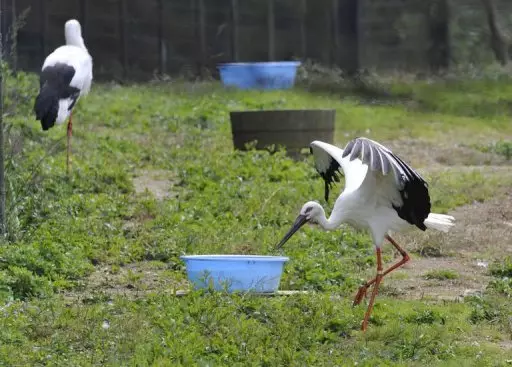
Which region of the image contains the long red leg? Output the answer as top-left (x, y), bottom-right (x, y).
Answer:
top-left (353, 235), bottom-right (410, 306)
top-left (361, 247), bottom-right (383, 331)
top-left (66, 113), bottom-right (73, 175)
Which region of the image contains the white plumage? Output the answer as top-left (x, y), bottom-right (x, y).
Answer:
top-left (42, 46), bottom-right (92, 124)
top-left (34, 19), bottom-right (93, 173)
top-left (276, 137), bottom-right (455, 331)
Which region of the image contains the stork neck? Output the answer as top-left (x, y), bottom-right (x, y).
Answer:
top-left (317, 207), bottom-right (345, 231)
top-left (65, 30), bottom-right (86, 49)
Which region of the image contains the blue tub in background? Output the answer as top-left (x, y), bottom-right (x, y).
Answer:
top-left (218, 61), bottom-right (301, 90)
top-left (180, 255), bottom-right (289, 293)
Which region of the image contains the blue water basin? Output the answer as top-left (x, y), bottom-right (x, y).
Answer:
top-left (218, 61), bottom-right (300, 90)
top-left (180, 255), bottom-right (289, 293)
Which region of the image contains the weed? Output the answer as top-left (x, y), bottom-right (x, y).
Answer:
top-left (472, 140), bottom-right (512, 160)
top-left (487, 257), bottom-right (512, 297)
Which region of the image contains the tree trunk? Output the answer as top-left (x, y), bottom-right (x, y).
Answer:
top-left (481, 0), bottom-right (509, 65)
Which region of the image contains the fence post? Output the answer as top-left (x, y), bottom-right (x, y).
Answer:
top-left (331, 0), bottom-right (340, 65)
top-left (40, 0), bottom-right (47, 60)
top-left (428, 0), bottom-right (450, 70)
top-left (79, 0), bottom-right (87, 33)
top-left (157, 0), bottom-right (167, 75)
top-left (300, 0), bottom-right (307, 58)
top-left (267, 0), bottom-right (275, 61)
top-left (198, 0), bottom-right (206, 76)
top-left (230, 0), bottom-right (239, 62)
top-left (118, 0), bottom-right (128, 78)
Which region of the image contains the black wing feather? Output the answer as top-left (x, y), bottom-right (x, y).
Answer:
top-left (310, 146), bottom-right (342, 202)
top-left (34, 62), bottom-right (80, 131)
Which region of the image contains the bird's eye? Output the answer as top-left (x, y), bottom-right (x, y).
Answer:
top-left (304, 207), bottom-right (313, 214)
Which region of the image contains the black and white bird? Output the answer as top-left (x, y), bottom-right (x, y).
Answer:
top-left (34, 19), bottom-right (93, 173)
top-left (275, 137), bottom-right (455, 332)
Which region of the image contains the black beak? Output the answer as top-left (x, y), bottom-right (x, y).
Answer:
top-left (275, 214), bottom-right (309, 250)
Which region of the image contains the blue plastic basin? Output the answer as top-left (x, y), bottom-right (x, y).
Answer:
top-left (180, 255), bottom-right (289, 293)
top-left (218, 61), bottom-right (301, 90)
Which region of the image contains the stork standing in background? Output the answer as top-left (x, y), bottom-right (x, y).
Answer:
top-left (34, 19), bottom-right (93, 174)
top-left (276, 137), bottom-right (455, 332)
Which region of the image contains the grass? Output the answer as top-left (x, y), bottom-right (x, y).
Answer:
top-left (488, 257), bottom-right (512, 297)
top-left (423, 270), bottom-right (460, 281)
top-left (0, 68), bottom-right (511, 365)
top-left (474, 140), bottom-right (512, 160)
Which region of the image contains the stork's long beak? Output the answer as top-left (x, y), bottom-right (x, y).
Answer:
top-left (275, 214), bottom-right (309, 250)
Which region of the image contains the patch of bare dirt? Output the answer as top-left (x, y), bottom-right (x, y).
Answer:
top-left (380, 257), bottom-right (491, 301)
top-left (405, 192), bottom-right (512, 259)
top-left (383, 138), bottom-right (510, 168)
top-left (132, 169), bottom-right (178, 200)
top-left (381, 191), bottom-right (512, 301)
top-left (63, 262), bottom-right (188, 302)
top-left (356, 138), bottom-right (512, 301)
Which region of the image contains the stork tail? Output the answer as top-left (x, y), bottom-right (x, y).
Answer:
top-left (424, 213), bottom-right (455, 233)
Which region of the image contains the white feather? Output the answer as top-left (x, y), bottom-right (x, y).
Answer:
top-left (424, 213), bottom-right (456, 232)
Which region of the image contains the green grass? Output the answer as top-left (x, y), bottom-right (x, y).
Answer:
top-left (0, 69), bottom-right (511, 365)
top-left (423, 270), bottom-right (460, 281)
top-left (488, 257), bottom-right (512, 297)
top-left (473, 140), bottom-right (512, 160)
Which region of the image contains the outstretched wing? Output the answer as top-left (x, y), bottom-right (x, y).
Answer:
top-left (310, 138), bottom-right (431, 230)
top-left (342, 137), bottom-right (431, 230)
top-left (310, 140), bottom-right (369, 202)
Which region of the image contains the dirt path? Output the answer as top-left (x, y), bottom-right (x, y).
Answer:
top-left (376, 138), bottom-right (512, 301)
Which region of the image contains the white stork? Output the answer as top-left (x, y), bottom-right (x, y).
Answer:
top-left (34, 19), bottom-right (93, 174)
top-left (275, 137), bottom-right (455, 332)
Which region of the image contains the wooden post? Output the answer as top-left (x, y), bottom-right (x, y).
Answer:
top-left (118, 0), bottom-right (128, 78)
top-left (198, 0), bottom-right (206, 76)
top-left (157, 0), bottom-right (167, 75)
top-left (40, 0), bottom-right (47, 60)
top-left (300, 0), bottom-right (307, 58)
top-left (331, 0), bottom-right (340, 65)
top-left (267, 0), bottom-right (275, 61)
top-left (230, 0), bottom-right (239, 61)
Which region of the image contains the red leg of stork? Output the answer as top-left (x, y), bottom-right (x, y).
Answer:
top-left (66, 113), bottom-right (73, 175)
top-left (353, 235), bottom-right (410, 310)
top-left (361, 247), bottom-right (383, 331)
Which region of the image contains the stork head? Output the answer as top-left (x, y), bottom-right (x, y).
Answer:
top-left (65, 19), bottom-right (86, 49)
top-left (275, 201), bottom-right (324, 250)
